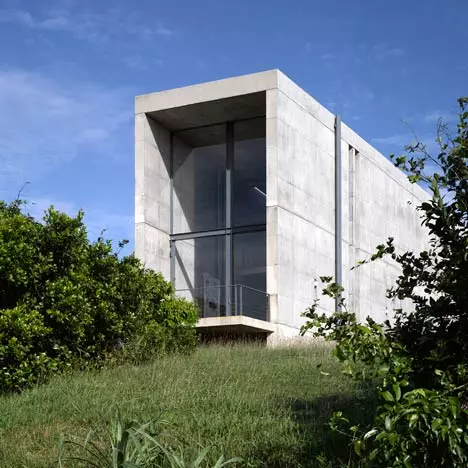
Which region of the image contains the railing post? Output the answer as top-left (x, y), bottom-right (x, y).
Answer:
top-left (234, 284), bottom-right (238, 316)
top-left (239, 285), bottom-right (243, 317)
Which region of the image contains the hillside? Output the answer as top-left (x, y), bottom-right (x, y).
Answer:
top-left (0, 343), bottom-right (373, 467)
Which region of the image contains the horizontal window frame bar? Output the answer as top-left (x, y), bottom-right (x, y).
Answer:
top-left (170, 223), bottom-right (266, 242)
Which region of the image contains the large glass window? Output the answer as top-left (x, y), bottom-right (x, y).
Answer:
top-left (171, 118), bottom-right (267, 321)
top-left (174, 236), bottom-right (226, 318)
top-left (173, 124), bottom-right (226, 233)
top-left (233, 118), bottom-right (266, 227)
top-left (233, 231), bottom-right (267, 320)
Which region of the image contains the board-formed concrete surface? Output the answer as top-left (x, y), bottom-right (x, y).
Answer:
top-left (135, 70), bottom-right (429, 342)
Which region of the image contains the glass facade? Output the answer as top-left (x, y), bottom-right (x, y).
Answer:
top-left (173, 124), bottom-right (226, 233)
top-left (233, 119), bottom-right (266, 227)
top-left (233, 231), bottom-right (266, 320)
top-left (170, 118), bottom-right (267, 320)
top-left (174, 236), bottom-right (226, 318)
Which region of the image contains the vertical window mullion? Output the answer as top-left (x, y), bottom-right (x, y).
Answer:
top-left (225, 122), bottom-right (234, 315)
top-left (169, 132), bottom-right (175, 285)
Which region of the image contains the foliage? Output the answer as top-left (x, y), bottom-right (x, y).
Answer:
top-left (58, 412), bottom-right (242, 468)
top-left (0, 201), bottom-right (198, 393)
top-left (302, 98), bottom-right (468, 467)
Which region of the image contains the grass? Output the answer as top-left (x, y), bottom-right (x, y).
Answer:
top-left (0, 343), bottom-right (375, 467)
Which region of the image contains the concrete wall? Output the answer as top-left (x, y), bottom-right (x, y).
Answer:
top-left (266, 72), bottom-right (429, 339)
top-left (135, 113), bottom-right (171, 279)
top-left (341, 123), bottom-right (428, 323)
top-left (266, 79), bottom-right (337, 339)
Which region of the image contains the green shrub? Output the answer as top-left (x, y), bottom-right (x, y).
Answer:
top-left (118, 302), bottom-right (199, 365)
top-left (302, 98), bottom-right (468, 467)
top-left (0, 201), bottom-right (198, 393)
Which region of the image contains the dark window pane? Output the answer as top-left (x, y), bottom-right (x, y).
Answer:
top-left (173, 124), bottom-right (226, 233)
top-left (174, 236), bottom-right (226, 318)
top-left (233, 118), bottom-right (266, 227)
top-left (233, 231), bottom-right (267, 320)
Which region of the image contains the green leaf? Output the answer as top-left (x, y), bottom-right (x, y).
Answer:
top-left (354, 439), bottom-right (363, 456)
top-left (378, 364), bottom-right (390, 374)
top-left (363, 429), bottom-right (378, 440)
top-left (403, 455), bottom-right (413, 468)
top-left (382, 391), bottom-right (394, 402)
top-left (385, 416), bottom-right (393, 431)
top-left (409, 414), bottom-right (419, 428)
top-left (393, 384), bottom-right (402, 401)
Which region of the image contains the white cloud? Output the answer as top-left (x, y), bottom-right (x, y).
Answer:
top-left (372, 43), bottom-right (406, 60)
top-left (0, 6), bottom-right (174, 44)
top-left (373, 133), bottom-right (414, 147)
top-left (26, 197), bottom-right (133, 242)
top-left (122, 55), bottom-right (164, 70)
top-left (363, 89), bottom-right (375, 101)
top-left (423, 110), bottom-right (456, 124)
top-left (320, 53), bottom-right (336, 61)
top-left (0, 68), bottom-right (132, 186)
top-left (373, 132), bottom-right (441, 158)
top-left (26, 197), bottom-right (77, 219)
top-left (155, 24), bottom-right (173, 37)
top-left (0, 9), bottom-right (34, 26)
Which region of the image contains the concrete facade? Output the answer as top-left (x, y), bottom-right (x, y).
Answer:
top-left (135, 70), bottom-right (429, 343)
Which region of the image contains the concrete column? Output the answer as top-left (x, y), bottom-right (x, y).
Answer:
top-left (135, 113), bottom-right (171, 278)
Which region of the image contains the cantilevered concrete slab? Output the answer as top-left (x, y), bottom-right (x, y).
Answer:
top-left (135, 70), bottom-right (277, 115)
top-left (197, 316), bottom-right (276, 336)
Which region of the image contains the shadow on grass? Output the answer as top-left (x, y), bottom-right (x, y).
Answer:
top-left (250, 383), bottom-right (377, 468)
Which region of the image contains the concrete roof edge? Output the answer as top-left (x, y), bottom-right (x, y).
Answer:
top-left (274, 69), bottom-right (429, 202)
top-left (135, 69), bottom-right (279, 115)
top-left (341, 122), bottom-right (430, 201)
top-left (276, 71), bottom-right (336, 130)
top-left (133, 68), bottom-right (428, 201)
top-left (273, 72), bottom-right (426, 203)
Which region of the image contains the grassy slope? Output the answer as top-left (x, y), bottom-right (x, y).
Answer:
top-left (0, 343), bottom-right (374, 467)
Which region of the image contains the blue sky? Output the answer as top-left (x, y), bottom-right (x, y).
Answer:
top-left (0, 0), bottom-right (466, 251)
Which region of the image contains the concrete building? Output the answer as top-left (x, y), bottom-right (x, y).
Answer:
top-left (135, 70), bottom-right (428, 343)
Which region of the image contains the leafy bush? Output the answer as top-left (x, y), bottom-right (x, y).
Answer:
top-left (0, 201), bottom-right (198, 393)
top-left (302, 98), bottom-right (468, 467)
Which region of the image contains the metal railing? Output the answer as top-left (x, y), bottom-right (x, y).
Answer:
top-left (175, 284), bottom-right (269, 322)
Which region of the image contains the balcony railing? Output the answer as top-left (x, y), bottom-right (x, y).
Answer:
top-left (175, 284), bottom-right (269, 322)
